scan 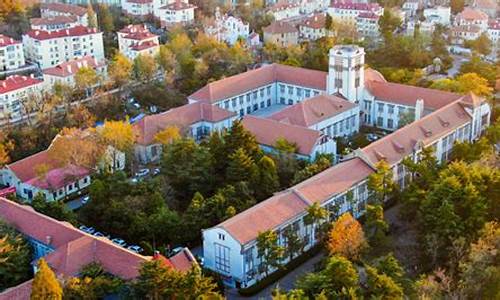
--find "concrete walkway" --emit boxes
[225,252,325,300]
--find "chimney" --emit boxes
[415,98,424,120]
[67,65,72,73]
[35,31,39,36]
[46,235,52,245]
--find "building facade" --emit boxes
[40,3,89,27]
[42,55,107,89]
[205,9,250,45]
[0,75,44,122]
[0,35,25,71]
[117,24,159,60]
[263,21,299,47]
[157,0,197,28]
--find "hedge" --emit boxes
[238,244,323,296]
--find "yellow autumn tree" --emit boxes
[0,132,13,167]
[48,128,104,169]
[108,53,133,88]
[98,120,135,169]
[31,258,62,300]
[0,0,24,22]
[154,126,181,145]
[327,212,367,261]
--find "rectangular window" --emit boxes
[246,94,251,103]
[260,89,264,97]
[224,101,229,109]
[280,84,285,94]
[388,105,395,114]
[305,89,311,98]
[280,97,285,104]
[378,103,384,113]
[246,106,251,114]
[377,117,384,127]
[267,86,271,95]
[288,99,293,105]
[260,101,265,108]
[387,118,394,129]
[252,91,257,99]
[231,98,236,107]
[267,99,271,106]
[239,96,244,105]
[214,243,230,273]
[239,109,244,117]
[288,86,293,95]
[314,91,319,96]
[296,88,302,97]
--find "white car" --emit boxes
[112,238,127,247]
[79,225,95,234]
[82,195,90,204]
[127,245,144,253]
[135,169,150,177]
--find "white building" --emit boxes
[40,2,89,27]
[117,24,159,60]
[356,12,380,38]
[300,0,330,14]
[455,7,489,30]
[121,0,154,17]
[328,2,383,25]
[134,102,237,163]
[157,0,196,28]
[42,56,107,89]
[22,26,105,70]
[402,0,422,17]
[0,35,25,71]
[298,13,327,41]
[267,1,301,21]
[0,75,44,122]
[30,15,80,32]
[423,6,451,26]
[205,9,250,45]
[487,19,500,46]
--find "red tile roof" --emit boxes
[119,24,157,40]
[6,150,90,190]
[361,99,474,166]
[160,0,197,10]
[169,248,197,272]
[241,115,322,156]
[126,0,153,3]
[357,11,380,19]
[300,13,326,29]
[488,19,500,30]
[0,75,42,94]
[294,157,374,204]
[365,80,462,110]
[130,40,159,51]
[218,190,309,244]
[188,64,327,103]
[268,1,300,12]
[0,279,33,300]
[263,21,298,34]
[134,102,236,145]
[40,3,87,16]
[456,7,488,21]
[30,15,78,26]
[43,56,104,77]
[269,94,357,127]
[0,34,21,47]
[330,2,382,11]
[24,26,100,41]
[0,198,196,283]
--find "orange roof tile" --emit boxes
[0,279,33,300]
[134,102,236,145]
[456,7,489,21]
[241,115,322,156]
[263,21,298,34]
[189,64,327,103]
[169,248,197,272]
[40,3,87,16]
[43,56,104,77]
[269,94,357,127]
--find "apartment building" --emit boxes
[267,1,301,21]
[157,0,197,28]
[117,24,159,60]
[298,13,327,41]
[205,9,250,45]
[42,55,107,89]
[121,0,155,16]
[22,26,104,70]
[0,75,44,122]
[30,15,80,32]
[0,34,25,71]
[40,2,89,27]
[263,21,299,47]
[328,2,383,25]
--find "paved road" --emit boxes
[225,252,325,300]
[65,195,89,211]
[447,54,467,77]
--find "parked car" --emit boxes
[93,231,108,238]
[111,238,127,247]
[366,133,379,142]
[152,168,161,176]
[133,102,141,109]
[127,245,144,253]
[79,225,95,234]
[170,246,183,256]
[135,168,150,177]
[82,195,90,204]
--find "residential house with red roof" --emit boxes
[42,55,107,89]
[328,1,384,25]
[202,92,490,288]
[204,8,250,46]
[133,101,237,163]
[263,21,299,47]
[471,0,498,19]
[298,13,327,41]
[267,1,301,21]
[40,2,89,27]
[22,26,104,70]
[0,75,44,122]
[157,0,197,28]
[117,24,160,60]
[0,34,26,71]
[0,197,197,299]
[30,15,80,32]
[122,0,155,17]
[454,7,489,30]
[487,19,500,47]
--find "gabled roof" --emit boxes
[241,115,322,156]
[330,2,382,11]
[40,3,87,16]
[160,0,197,10]
[299,13,326,29]
[130,40,159,51]
[189,64,327,103]
[43,56,104,77]
[134,102,236,145]
[263,21,298,34]
[268,1,300,12]
[0,75,42,94]
[365,80,462,110]
[169,248,197,272]
[218,190,309,245]
[0,34,21,47]
[456,7,489,21]
[24,26,100,40]
[269,94,357,127]
[361,99,474,165]
[31,15,78,26]
[119,24,157,40]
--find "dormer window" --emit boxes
[218,233,225,241]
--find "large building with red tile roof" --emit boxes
[30,15,79,32]
[263,21,299,47]
[267,1,301,21]
[133,102,237,163]
[117,24,160,60]
[40,2,89,27]
[203,91,490,288]
[0,197,197,299]
[0,34,25,71]
[22,26,104,70]
[42,55,107,88]
[157,0,197,28]
[0,75,44,122]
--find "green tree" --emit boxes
[225,120,262,161]
[31,193,77,223]
[367,160,395,203]
[378,9,402,43]
[282,225,304,261]
[325,13,333,30]
[297,255,359,298]
[97,4,114,33]
[75,66,99,95]
[226,148,259,185]
[459,55,497,86]
[364,265,404,299]
[274,137,298,154]
[255,155,279,200]
[256,230,285,276]
[0,221,32,291]
[466,33,492,56]
[31,258,62,300]
[303,202,328,241]
[292,156,331,184]
[364,204,389,245]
